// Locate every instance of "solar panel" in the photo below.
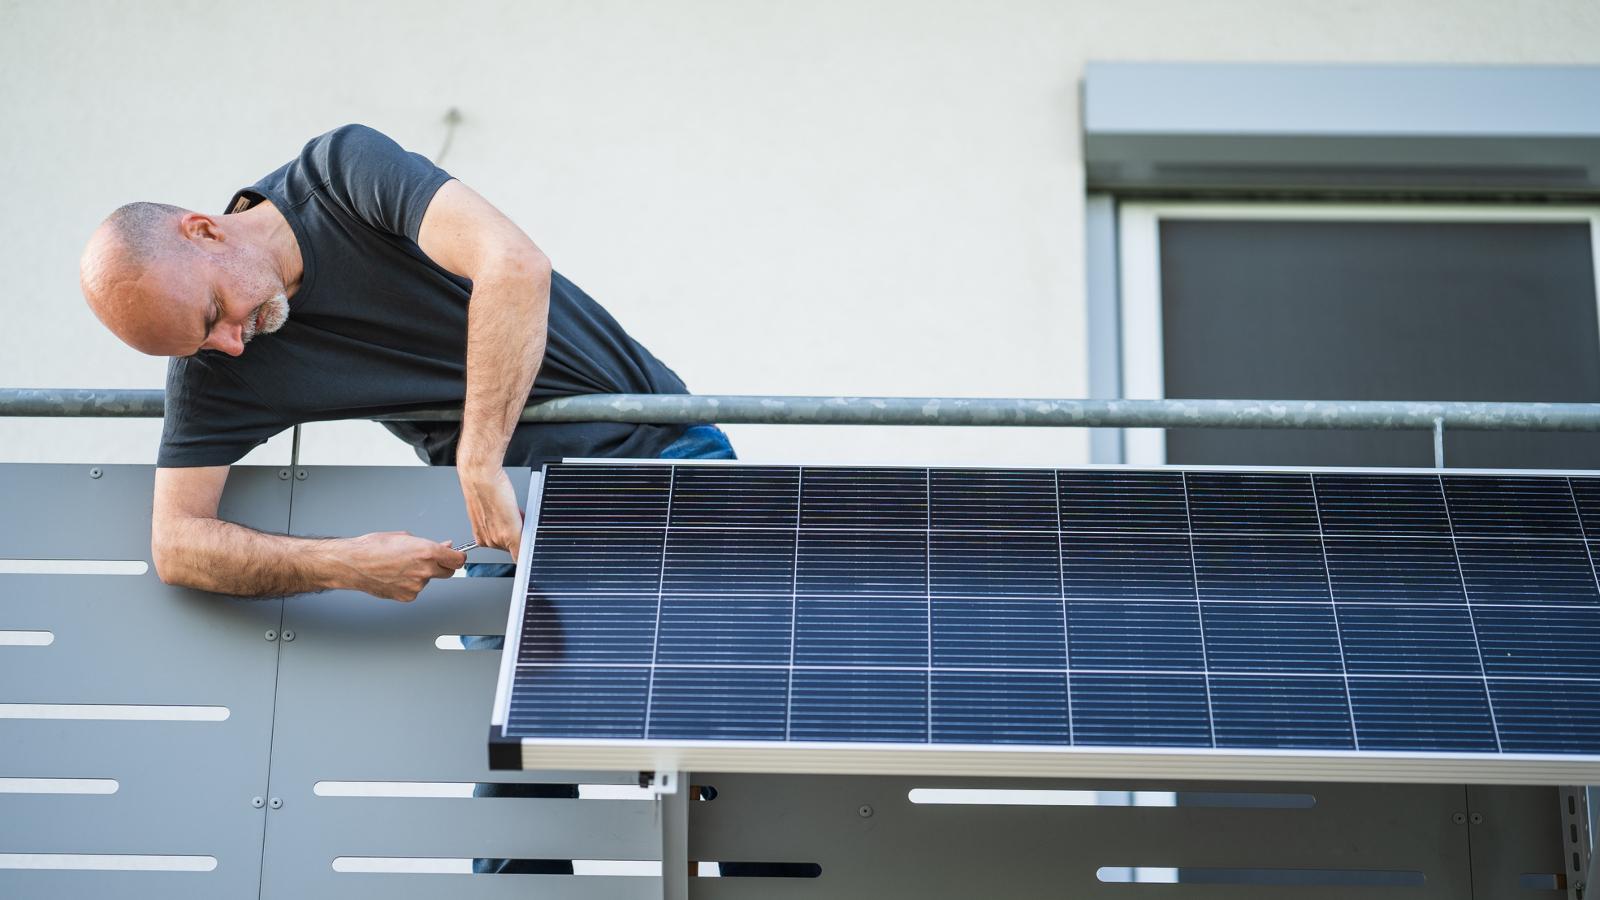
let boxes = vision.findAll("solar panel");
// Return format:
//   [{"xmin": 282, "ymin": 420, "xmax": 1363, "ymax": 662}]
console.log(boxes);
[{"xmin": 488, "ymin": 462, "xmax": 1600, "ymax": 783}]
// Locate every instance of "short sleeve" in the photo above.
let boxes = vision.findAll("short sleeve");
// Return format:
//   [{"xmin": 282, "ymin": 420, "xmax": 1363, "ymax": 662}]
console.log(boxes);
[
  {"xmin": 306, "ymin": 124, "xmax": 453, "ymax": 242},
  {"xmin": 157, "ymin": 356, "xmax": 288, "ymax": 467}
]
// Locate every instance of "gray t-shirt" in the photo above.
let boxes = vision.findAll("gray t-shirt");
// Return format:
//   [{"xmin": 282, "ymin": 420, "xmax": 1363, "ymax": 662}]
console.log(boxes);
[{"xmin": 158, "ymin": 124, "xmax": 690, "ymax": 467}]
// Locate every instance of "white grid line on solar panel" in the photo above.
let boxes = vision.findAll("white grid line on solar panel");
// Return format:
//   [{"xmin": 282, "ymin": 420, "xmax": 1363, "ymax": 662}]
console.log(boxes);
[
  {"xmin": 640, "ymin": 467, "xmax": 676, "ymax": 738},
  {"xmin": 711, "ymin": 516, "xmax": 1600, "ymax": 537},
  {"xmin": 1437, "ymin": 471, "xmax": 1503, "ymax": 751},
  {"xmin": 1176, "ymin": 470, "xmax": 1218, "ymax": 748},
  {"xmin": 1566, "ymin": 478, "xmax": 1600, "ymax": 599},
  {"xmin": 925, "ymin": 469, "xmax": 934, "ymax": 741},
  {"xmin": 786, "ymin": 468, "xmax": 802, "ymax": 740},
  {"xmin": 508, "ymin": 662, "xmax": 1600, "ymax": 683},
  {"xmin": 552, "ymin": 460, "xmax": 1600, "ymax": 478},
  {"xmin": 518, "ymin": 609, "xmax": 1600, "ymax": 669},
  {"xmin": 1054, "ymin": 470, "xmax": 1075, "ymax": 744},
  {"xmin": 531, "ymin": 522, "xmax": 1600, "ymax": 542},
  {"xmin": 521, "ymin": 588, "xmax": 1599, "ymax": 609}
]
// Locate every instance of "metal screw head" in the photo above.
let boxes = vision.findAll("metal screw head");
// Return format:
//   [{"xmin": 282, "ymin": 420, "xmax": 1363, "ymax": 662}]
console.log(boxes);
[
  {"xmin": 282, "ymin": 630, "xmax": 295, "ymax": 642},
  {"xmin": 88, "ymin": 467, "xmax": 102, "ymax": 479},
  {"xmin": 264, "ymin": 630, "xmax": 277, "ymax": 641},
  {"xmin": 858, "ymin": 804, "xmax": 874, "ymax": 818},
  {"xmin": 277, "ymin": 469, "xmax": 290, "ymax": 480},
  {"xmin": 269, "ymin": 797, "xmax": 282, "ymax": 809},
  {"xmin": 1452, "ymin": 812, "xmax": 1467, "ymax": 825},
  {"xmin": 1470, "ymin": 812, "xmax": 1484, "ymax": 825},
  {"xmin": 251, "ymin": 797, "xmax": 264, "ymax": 808},
  {"xmin": 295, "ymin": 469, "xmax": 307, "ymax": 481}
]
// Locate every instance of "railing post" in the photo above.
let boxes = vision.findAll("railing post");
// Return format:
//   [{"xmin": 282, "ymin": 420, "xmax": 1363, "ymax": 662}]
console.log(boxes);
[{"xmin": 1433, "ymin": 417, "xmax": 1446, "ymax": 469}]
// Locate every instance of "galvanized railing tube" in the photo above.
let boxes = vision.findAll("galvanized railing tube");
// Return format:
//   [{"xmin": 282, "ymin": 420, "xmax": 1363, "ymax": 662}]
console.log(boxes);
[{"xmin": 4, "ymin": 389, "xmax": 1600, "ymax": 433}]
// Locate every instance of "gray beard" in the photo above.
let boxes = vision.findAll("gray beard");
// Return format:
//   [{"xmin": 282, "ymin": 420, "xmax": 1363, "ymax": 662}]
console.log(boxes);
[{"xmin": 241, "ymin": 293, "xmax": 290, "ymax": 344}]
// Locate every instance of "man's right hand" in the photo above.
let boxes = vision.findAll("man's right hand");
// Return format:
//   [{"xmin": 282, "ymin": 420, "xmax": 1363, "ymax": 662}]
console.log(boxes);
[{"xmin": 339, "ymin": 532, "xmax": 468, "ymax": 602}]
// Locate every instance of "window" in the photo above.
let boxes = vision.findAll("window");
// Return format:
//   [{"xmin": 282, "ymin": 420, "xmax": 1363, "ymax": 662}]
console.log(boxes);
[{"xmin": 1117, "ymin": 202, "xmax": 1600, "ymax": 469}]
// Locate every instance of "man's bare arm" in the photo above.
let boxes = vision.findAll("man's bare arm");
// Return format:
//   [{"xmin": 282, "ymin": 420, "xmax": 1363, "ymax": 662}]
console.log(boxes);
[
  {"xmin": 417, "ymin": 179, "xmax": 552, "ymax": 559},
  {"xmin": 152, "ymin": 466, "xmax": 465, "ymax": 601}
]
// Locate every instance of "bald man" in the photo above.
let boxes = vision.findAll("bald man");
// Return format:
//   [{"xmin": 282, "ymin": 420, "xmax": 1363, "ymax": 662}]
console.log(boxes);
[{"xmin": 81, "ymin": 124, "xmax": 725, "ymax": 601}]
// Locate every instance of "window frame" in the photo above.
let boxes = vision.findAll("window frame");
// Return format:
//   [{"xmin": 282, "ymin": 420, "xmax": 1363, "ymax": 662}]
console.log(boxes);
[{"xmin": 1116, "ymin": 200, "xmax": 1600, "ymax": 465}]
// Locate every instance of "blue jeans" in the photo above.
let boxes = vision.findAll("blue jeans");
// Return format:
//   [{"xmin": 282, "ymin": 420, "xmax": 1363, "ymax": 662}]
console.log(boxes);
[
  {"xmin": 472, "ymin": 425, "xmax": 734, "ymax": 875},
  {"xmin": 656, "ymin": 423, "xmax": 737, "ymax": 460},
  {"xmin": 465, "ymin": 425, "xmax": 736, "ymax": 580}
]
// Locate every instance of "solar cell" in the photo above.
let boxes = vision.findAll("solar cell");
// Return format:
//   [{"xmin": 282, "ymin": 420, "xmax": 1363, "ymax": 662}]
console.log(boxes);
[{"xmin": 491, "ymin": 463, "xmax": 1600, "ymax": 782}]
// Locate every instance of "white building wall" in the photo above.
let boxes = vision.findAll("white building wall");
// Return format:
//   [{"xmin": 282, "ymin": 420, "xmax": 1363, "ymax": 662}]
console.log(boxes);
[{"xmin": 2, "ymin": 0, "xmax": 1598, "ymax": 468}]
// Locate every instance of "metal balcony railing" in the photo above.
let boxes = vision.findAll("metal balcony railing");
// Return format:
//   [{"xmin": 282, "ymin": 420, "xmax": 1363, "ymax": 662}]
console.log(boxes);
[{"xmin": 5, "ymin": 388, "xmax": 1600, "ymax": 467}]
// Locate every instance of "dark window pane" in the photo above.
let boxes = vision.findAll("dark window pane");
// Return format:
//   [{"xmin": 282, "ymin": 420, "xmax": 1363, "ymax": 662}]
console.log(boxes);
[{"xmin": 1158, "ymin": 220, "xmax": 1600, "ymax": 468}]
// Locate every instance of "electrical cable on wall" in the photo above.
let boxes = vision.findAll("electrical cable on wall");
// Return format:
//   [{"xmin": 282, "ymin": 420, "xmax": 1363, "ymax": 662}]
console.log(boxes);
[{"xmin": 435, "ymin": 107, "xmax": 463, "ymax": 165}]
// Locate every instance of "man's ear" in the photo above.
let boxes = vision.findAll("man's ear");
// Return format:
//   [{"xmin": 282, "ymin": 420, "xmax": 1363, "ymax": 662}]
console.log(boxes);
[{"xmin": 179, "ymin": 212, "xmax": 224, "ymax": 247}]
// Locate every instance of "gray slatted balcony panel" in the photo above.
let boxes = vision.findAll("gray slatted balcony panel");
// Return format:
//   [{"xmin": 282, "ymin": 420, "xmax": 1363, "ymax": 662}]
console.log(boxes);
[
  {"xmin": 690, "ymin": 774, "xmax": 1473, "ymax": 899},
  {"xmin": 261, "ymin": 466, "xmax": 658, "ymax": 900},
  {"xmin": 0, "ymin": 464, "xmax": 288, "ymax": 899},
  {"xmin": 1465, "ymin": 785, "xmax": 1565, "ymax": 898}
]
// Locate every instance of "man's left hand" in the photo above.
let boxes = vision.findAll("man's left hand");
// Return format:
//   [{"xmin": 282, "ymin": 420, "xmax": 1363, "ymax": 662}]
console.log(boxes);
[{"xmin": 461, "ymin": 467, "xmax": 523, "ymax": 560}]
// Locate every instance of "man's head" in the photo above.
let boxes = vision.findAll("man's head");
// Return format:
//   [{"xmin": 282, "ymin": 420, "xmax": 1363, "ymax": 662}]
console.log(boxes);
[{"xmin": 80, "ymin": 202, "xmax": 290, "ymax": 357}]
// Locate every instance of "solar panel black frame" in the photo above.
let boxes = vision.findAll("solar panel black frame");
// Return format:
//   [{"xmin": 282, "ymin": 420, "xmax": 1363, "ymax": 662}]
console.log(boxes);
[{"xmin": 489, "ymin": 461, "xmax": 1600, "ymax": 784}]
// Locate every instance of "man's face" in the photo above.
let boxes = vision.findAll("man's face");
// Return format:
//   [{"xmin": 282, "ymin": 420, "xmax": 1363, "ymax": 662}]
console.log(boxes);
[{"xmin": 149, "ymin": 245, "xmax": 290, "ymax": 358}]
